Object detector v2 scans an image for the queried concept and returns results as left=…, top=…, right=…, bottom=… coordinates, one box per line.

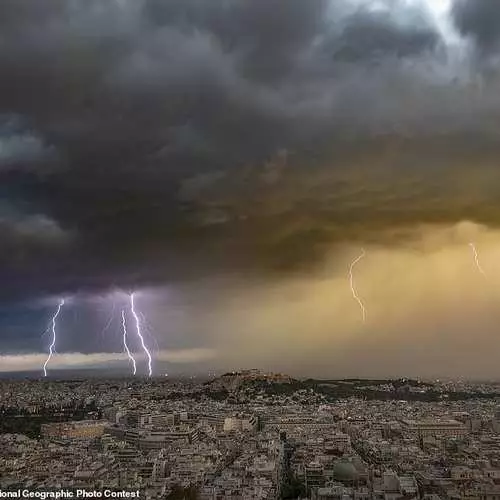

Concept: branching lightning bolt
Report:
left=130, top=293, right=153, bottom=377
left=43, top=299, right=65, bottom=377
left=469, top=242, right=487, bottom=278
left=121, top=309, right=137, bottom=376
left=349, top=249, right=366, bottom=323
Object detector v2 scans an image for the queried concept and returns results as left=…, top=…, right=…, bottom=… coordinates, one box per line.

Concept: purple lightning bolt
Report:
left=349, top=249, right=366, bottom=323
left=99, top=300, right=116, bottom=340
left=130, top=293, right=153, bottom=377
left=121, top=309, right=137, bottom=376
left=43, top=299, right=65, bottom=377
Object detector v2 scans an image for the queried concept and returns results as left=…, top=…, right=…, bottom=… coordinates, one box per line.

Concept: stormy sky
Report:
left=2, top=0, right=500, bottom=378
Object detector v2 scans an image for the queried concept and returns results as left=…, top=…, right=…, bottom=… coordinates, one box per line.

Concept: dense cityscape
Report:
left=1, top=370, right=500, bottom=499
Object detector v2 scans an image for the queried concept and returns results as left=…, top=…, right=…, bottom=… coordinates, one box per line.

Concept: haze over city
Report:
left=2, top=0, right=500, bottom=379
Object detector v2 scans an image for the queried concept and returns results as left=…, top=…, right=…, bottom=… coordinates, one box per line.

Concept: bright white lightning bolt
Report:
left=349, top=249, right=366, bottom=323
left=469, top=242, right=487, bottom=278
left=139, top=311, right=161, bottom=357
left=130, top=293, right=153, bottom=377
left=121, top=309, right=137, bottom=376
left=43, top=299, right=65, bottom=377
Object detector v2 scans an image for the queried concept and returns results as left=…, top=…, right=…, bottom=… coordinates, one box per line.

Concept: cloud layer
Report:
left=2, top=0, right=500, bottom=297
left=0, top=348, right=216, bottom=373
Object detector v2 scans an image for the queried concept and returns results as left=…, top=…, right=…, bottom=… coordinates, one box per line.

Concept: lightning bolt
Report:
left=99, top=300, right=116, bottom=340
left=139, top=311, right=161, bottom=357
left=130, top=293, right=153, bottom=377
left=349, top=249, right=366, bottom=323
left=121, top=309, right=137, bottom=376
left=43, top=299, right=65, bottom=377
left=469, top=242, right=487, bottom=278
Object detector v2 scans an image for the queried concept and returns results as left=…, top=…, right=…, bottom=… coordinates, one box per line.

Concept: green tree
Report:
left=281, top=474, right=306, bottom=499
left=166, top=485, right=199, bottom=500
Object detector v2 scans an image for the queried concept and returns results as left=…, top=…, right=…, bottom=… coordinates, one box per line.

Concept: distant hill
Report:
left=203, top=375, right=500, bottom=402
left=206, top=369, right=296, bottom=391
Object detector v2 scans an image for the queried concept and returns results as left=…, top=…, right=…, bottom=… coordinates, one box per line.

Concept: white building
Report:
left=223, top=415, right=257, bottom=432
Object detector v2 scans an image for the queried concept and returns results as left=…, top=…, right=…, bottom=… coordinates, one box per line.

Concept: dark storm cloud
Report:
left=0, top=208, right=69, bottom=264
left=0, top=115, right=55, bottom=171
left=327, top=8, right=440, bottom=62
left=143, top=0, right=329, bottom=83
left=0, top=210, right=71, bottom=302
left=452, top=0, right=500, bottom=53
left=0, top=0, right=499, bottom=304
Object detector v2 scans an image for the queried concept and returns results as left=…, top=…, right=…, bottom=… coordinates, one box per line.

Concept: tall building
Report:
left=305, top=462, right=325, bottom=495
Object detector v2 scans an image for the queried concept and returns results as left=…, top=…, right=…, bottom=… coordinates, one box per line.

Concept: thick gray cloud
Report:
left=328, top=8, right=440, bottom=62
left=0, top=0, right=499, bottom=304
left=141, top=0, right=328, bottom=83
left=0, top=211, right=70, bottom=290
left=0, top=116, right=54, bottom=171
left=452, top=0, right=500, bottom=53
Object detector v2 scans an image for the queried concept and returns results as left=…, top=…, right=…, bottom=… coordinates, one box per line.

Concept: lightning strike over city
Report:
left=129, top=293, right=153, bottom=377
left=121, top=309, right=137, bottom=376
left=42, top=299, right=65, bottom=377
left=6, top=0, right=500, bottom=453
left=469, top=242, right=487, bottom=278
left=349, top=249, right=366, bottom=323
